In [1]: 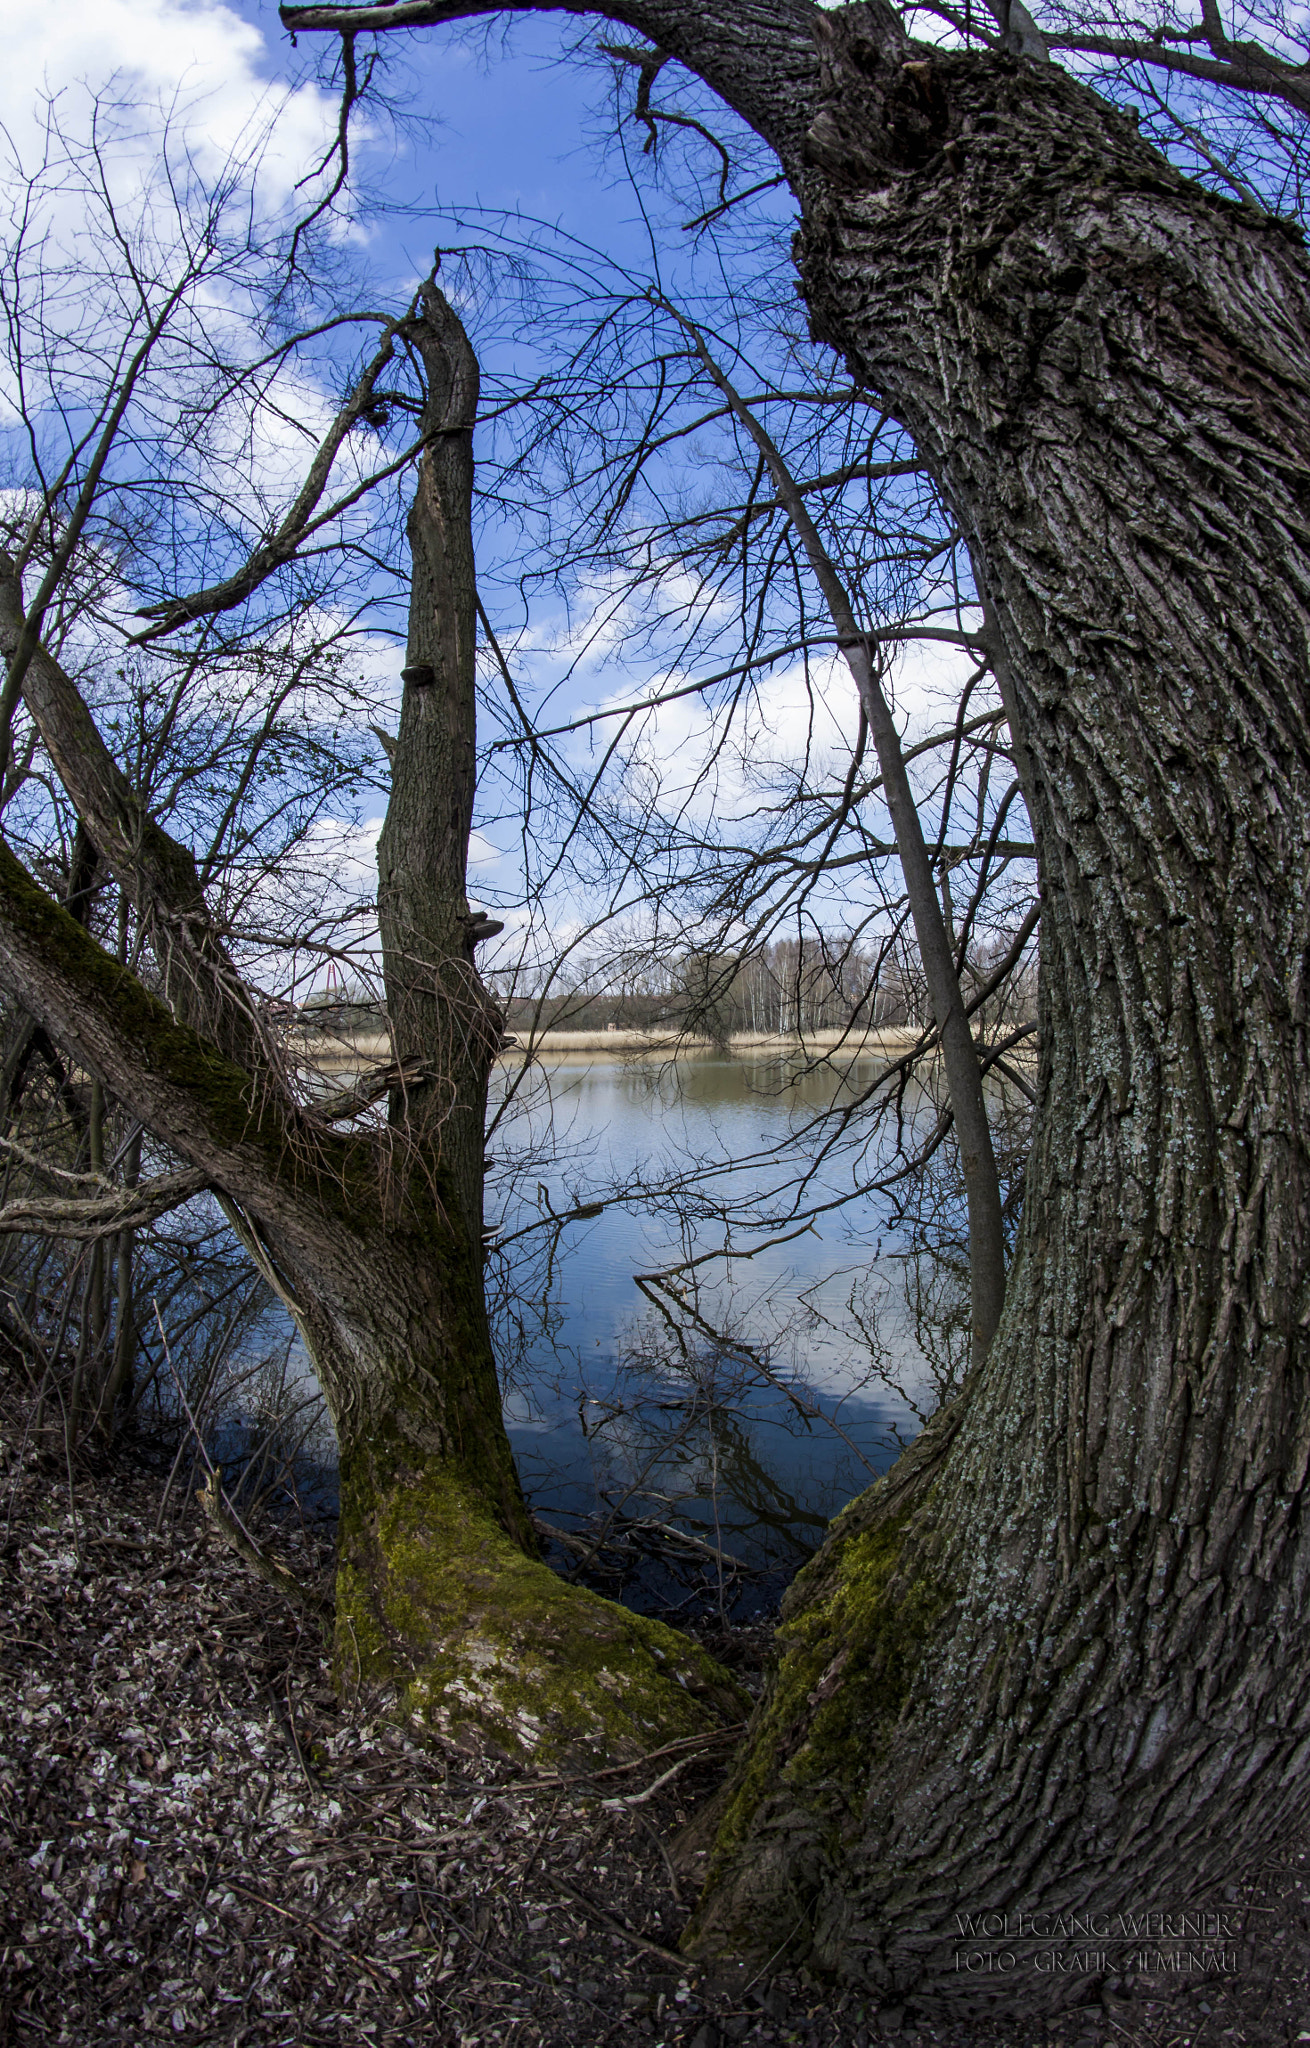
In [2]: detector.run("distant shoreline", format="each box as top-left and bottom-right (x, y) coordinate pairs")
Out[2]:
(293, 1023), (950, 1072)
(496, 1025), (925, 1055)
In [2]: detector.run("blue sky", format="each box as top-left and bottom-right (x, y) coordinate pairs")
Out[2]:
(5, 0), (989, 969)
(89, 0), (778, 307)
(8, 0), (757, 303)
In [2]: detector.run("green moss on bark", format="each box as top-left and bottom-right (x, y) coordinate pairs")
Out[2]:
(0, 839), (393, 1215)
(335, 1466), (751, 1764)
(698, 1504), (949, 1892)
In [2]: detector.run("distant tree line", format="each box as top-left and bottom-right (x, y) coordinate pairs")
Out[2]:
(495, 928), (1039, 1042)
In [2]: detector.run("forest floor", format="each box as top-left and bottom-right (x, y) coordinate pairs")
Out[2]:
(1, 1427), (1307, 2048)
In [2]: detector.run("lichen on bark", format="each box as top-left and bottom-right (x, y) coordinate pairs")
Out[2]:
(335, 1465), (750, 1763)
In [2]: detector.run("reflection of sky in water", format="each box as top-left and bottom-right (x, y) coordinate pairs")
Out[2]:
(489, 1051), (937, 1613)
(203, 1051), (941, 1618)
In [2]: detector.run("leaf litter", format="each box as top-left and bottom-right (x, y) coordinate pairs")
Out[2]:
(1, 1424), (1308, 2048)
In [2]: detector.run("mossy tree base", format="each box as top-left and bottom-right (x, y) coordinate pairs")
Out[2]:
(336, 1469), (751, 1766)
(683, 1445), (953, 1969)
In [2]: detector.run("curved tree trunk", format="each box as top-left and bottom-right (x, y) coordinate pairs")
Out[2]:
(282, 0), (1310, 2008)
(0, 827), (747, 1763)
(687, 17), (1310, 2013)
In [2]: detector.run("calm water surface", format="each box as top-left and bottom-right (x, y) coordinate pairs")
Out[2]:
(490, 1050), (934, 1614)
(212, 1049), (937, 1617)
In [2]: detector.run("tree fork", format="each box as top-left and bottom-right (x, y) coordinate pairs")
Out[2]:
(0, 820), (748, 1758)
(0, 278), (749, 1767)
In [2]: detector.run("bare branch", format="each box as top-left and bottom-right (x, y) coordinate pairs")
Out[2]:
(310, 1053), (437, 1123)
(287, 30), (378, 276)
(1046, 30), (1310, 118)
(652, 293), (1007, 1362)
(0, 555), (267, 1070)
(0, 1167), (207, 1240)
(131, 311), (410, 641)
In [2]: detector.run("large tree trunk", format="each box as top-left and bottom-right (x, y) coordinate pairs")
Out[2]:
(0, 283), (747, 1766)
(283, 0), (1310, 2007)
(686, 13), (1310, 2013)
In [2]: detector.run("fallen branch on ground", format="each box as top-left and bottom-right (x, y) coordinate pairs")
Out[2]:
(198, 1469), (333, 1615)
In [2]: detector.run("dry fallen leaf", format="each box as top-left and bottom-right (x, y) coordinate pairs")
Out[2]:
(0, 1403), (1295, 2048)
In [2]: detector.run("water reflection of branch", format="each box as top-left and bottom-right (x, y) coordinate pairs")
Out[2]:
(563, 1397), (714, 1576)
(489, 1194), (606, 1251)
(637, 1268), (881, 1478)
(534, 1507), (750, 1578)
(538, 1303), (868, 1623)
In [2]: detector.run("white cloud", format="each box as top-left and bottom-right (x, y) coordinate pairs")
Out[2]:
(612, 653), (857, 823)
(3, 0), (340, 206)
(887, 628), (991, 739)
(302, 811), (386, 896)
(571, 635), (985, 833)
(467, 829), (502, 874)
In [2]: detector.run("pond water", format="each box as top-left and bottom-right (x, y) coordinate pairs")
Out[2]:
(488, 1049), (939, 1617)
(206, 1047), (944, 1620)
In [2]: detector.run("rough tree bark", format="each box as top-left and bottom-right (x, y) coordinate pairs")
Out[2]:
(0, 285), (746, 1763)
(375, 288), (497, 1244)
(284, 0), (1310, 2012)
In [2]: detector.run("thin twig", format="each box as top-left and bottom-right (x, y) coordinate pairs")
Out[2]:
(539, 1870), (688, 1965)
(227, 1880), (399, 1994)
(462, 1724), (746, 1796)
(600, 1753), (699, 1809)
